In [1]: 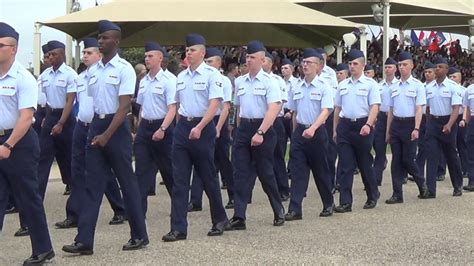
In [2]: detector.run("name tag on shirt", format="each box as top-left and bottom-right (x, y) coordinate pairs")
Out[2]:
(468, 92), (474, 100)
(77, 83), (86, 92)
(309, 92), (322, 101)
(356, 88), (369, 96)
(339, 87), (348, 96)
(405, 89), (416, 97)
(193, 82), (207, 91)
(177, 82), (185, 91)
(441, 90), (451, 98)
(0, 85), (16, 96)
(253, 87), (266, 96)
(391, 89), (400, 98)
(426, 91), (434, 99)
(152, 86), (164, 94)
(88, 76), (98, 85)
(56, 79), (67, 87)
(105, 75), (120, 85)
(293, 91), (303, 100)
(237, 87), (245, 96)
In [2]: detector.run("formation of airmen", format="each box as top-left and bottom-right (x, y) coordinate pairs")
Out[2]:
(0, 20), (473, 265)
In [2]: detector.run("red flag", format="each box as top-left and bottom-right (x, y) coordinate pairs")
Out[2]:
(428, 31), (436, 41)
(418, 31), (425, 41)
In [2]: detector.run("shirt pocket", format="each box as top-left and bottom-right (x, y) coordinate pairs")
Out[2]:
(405, 89), (417, 97)
(193, 82), (207, 91)
(151, 86), (164, 95)
(356, 88), (369, 96)
(339, 87), (349, 96)
(105, 75), (120, 86)
(293, 91), (303, 100)
(55, 79), (67, 88)
(309, 92), (322, 101)
(391, 88), (400, 98)
(236, 87), (246, 96)
(177, 82), (185, 91)
(253, 87), (266, 96)
(426, 90), (434, 99)
(440, 90), (451, 98)
(0, 86), (16, 97)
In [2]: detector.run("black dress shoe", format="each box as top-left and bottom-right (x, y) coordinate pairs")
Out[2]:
(63, 185), (71, 195)
(162, 231), (187, 242)
(109, 214), (126, 225)
(23, 249), (55, 265)
(187, 203), (202, 212)
(55, 219), (77, 229)
(159, 181), (165, 185)
(463, 185), (474, 192)
(419, 191), (436, 199)
(207, 220), (229, 236)
(273, 216), (285, 226)
(453, 190), (463, 197)
(280, 194), (290, 202)
(363, 200), (377, 209)
(407, 176), (415, 182)
(14, 227), (29, 237)
(353, 168), (360, 175)
(227, 217), (246, 230)
(319, 206), (334, 217)
(418, 185), (428, 198)
(5, 205), (18, 214)
(147, 190), (156, 196)
(385, 196), (403, 204)
(436, 175), (445, 181)
(402, 177), (408, 184)
(122, 238), (149, 250)
(62, 242), (93, 255)
(284, 211), (302, 221)
(225, 200), (234, 209)
(334, 204), (352, 213)
(221, 184), (227, 190)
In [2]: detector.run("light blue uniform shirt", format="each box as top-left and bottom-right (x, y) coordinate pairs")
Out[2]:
(36, 74), (47, 107)
(41, 62), (77, 109)
(0, 61), (38, 130)
(379, 78), (398, 113)
(425, 77), (462, 116)
(215, 74), (232, 116)
(390, 76), (426, 117)
(422, 80), (435, 114)
(289, 76), (333, 125)
(463, 84), (474, 116)
(176, 62), (223, 118)
(320, 64), (338, 98)
(76, 64), (97, 123)
(454, 83), (465, 115)
(283, 76), (298, 110)
(270, 73), (287, 117)
(235, 69), (281, 119)
(87, 54), (136, 115)
(334, 75), (381, 119)
(137, 69), (176, 120)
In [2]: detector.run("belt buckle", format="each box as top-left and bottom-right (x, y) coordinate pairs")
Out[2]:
(187, 117), (194, 122)
(0, 129), (4, 136)
(99, 114), (106, 119)
(350, 118), (357, 122)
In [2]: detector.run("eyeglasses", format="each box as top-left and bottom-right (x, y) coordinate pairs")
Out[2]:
(302, 60), (317, 65)
(0, 43), (15, 48)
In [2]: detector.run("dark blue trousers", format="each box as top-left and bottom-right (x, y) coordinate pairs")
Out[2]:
(33, 105), (46, 136)
(288, 124), (334, 214)
(232, 120), (284, 220)
(190, 116), (234, 206)
(37, 109), (75, 198)
(416, 115), (446, 177)
(273, 117), (290, 197)
(133, 119), (174, 217)
(65, 121), (125, 223)
(170, 118), (227, 233)
(373, 112), (388, 185)
(75, 116), (147, 247)
(465, 118), (474, 186)
(336, 118), (379, 205)
(456, 115), (469, 174)
(389, 118), (425, 199)
(0, 129), (53, 256)
(425, 116), (463, 194)
(325, 112), (337, 188)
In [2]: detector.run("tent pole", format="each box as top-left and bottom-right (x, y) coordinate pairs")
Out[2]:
(33, 23), (41, 77)
(382, 0), (390, 80)
(337, 44), (343, 64)
(359, 25), (367, 61)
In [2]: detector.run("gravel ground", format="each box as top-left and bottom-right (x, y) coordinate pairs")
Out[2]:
(1, 159), (473, 265)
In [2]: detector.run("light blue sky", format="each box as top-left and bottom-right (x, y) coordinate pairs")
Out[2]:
(0, 0), (470, 68)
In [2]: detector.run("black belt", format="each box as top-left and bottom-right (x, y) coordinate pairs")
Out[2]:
(240, 118), (264, 123)
(94, 113), (115, 120)
(393, 116), (415, 121)
(430, 115), (450, 119)
(297, 123), (312, 129)
(180, 115), (202, 122)
(47, 107), (64, 114)
(142, 118), (164, 124)
(0, 128), (13, 136)
(341, 116), (368, 122)
(77, 119), (90, 127)
(37, 104), (46, 109)
(379, 111), (388, 116)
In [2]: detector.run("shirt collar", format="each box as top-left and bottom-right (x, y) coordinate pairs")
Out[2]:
(98, 53), (120, 68)
(349, 74), (366, 85)
(399, 75), (414, 86)
(245, 68), (266, 82)
(0, 61), (20, 79)
(146, 68), (164, 81)
(185, 61), (206, 76)
(49, 62), (66, 75)
(382, 77), (398, 86)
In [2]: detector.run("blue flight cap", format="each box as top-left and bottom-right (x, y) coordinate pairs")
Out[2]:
(205, 47), (222, 59)
(265, 51), (273, 60)
(185, 33), (205, 47)
(335, 63), (349, 71)
(98, 20), (121, 33)
(424, 61), (435, 69)
(0, 22), (19, 41)
(315, 48), (326, 55)
(448, 67), (460, 75)
(281, 58), (293, 66)
(433, 56), (448, 65)
(384, 57), (397, 65)
(398, 51), (413, 62)
(364, 64), (374, 71)
(303, 48), (323, 60)
(82, 37), (98, 48)
(42, 44), (49, 54)
(145, 41), (165, 54)
(347, 49), (364, 61)
(239, 55), (246, 65)
(246, 40), (265, 54)
(47, 40), (65, 50)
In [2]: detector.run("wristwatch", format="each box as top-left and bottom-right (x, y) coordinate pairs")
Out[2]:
(2, 142), (13, 150)
(256, 129), (264, 136)
(160, 126), (167, 131)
